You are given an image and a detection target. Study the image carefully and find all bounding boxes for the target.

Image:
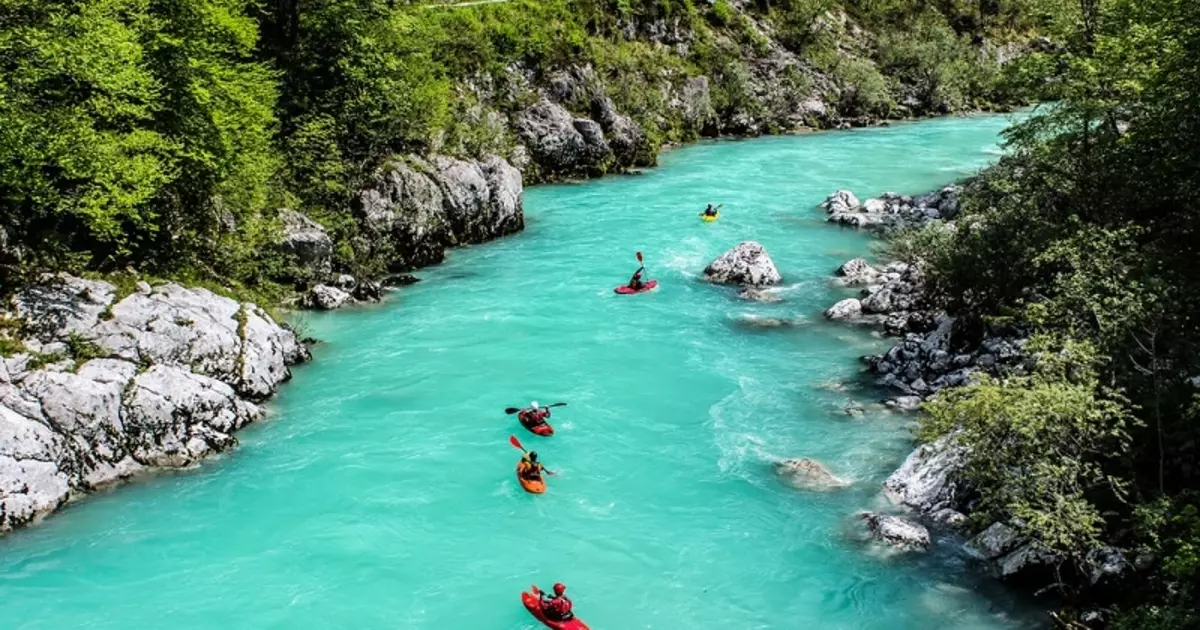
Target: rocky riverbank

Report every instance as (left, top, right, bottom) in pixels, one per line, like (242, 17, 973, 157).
(1, 275, 308, 532)
(816, 184, 1134, 592)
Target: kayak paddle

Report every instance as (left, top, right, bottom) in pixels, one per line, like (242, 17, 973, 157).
(504, 402, 567, 415)
(509, 435, 556, 475)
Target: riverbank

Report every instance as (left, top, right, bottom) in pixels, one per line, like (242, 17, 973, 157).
(815, 179, 1133, 622)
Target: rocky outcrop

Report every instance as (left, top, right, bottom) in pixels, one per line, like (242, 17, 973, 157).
(822, 185, 962, 232)
(703, 241, 782, 287)
(774, 457, 849, 491)
(866, 317, 1028, 398)
(516, 99, 613, 178)
(279, 209, 333, 279)
(1, 274, 308, 532)
(883, 434, 968, 525)
(861, 512, 931, 550)
(354, 154, 524, 272)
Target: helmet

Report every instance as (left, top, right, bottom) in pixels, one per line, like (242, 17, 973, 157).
(528, 451, 538, 462)
(553, 583, 566, 595)
(531, 401, 540, 410)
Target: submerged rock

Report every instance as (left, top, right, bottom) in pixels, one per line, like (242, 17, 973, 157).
(703, 241, 782, 287)
(775, 457, 849, 491)
(1, 274, 308, 532)
(861, 512, 931, 550)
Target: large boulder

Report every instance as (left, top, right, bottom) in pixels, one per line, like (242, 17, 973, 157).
(433, 156, 524, 243)
(775, 457, 849, 491)
(883, 434, 967, 521)
(861, 512, 931, 550)
(820, 190, 861, 215)
(517, 99, 612, 177)
(824, 298, 863, 320)
(279, 209, 332, 279)
(703, 242, 782, 287)
(833, 258, 880, 286)
(302, 284, 351, 311)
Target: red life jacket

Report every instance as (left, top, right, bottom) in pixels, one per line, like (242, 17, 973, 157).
(543, 595, 573, 620)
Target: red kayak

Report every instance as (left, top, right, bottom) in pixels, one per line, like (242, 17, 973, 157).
(518, 410, 554, 436)
(614, 279, 658, 294)
(521, 586, 590, 630)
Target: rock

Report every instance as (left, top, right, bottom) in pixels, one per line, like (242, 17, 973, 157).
(121, 365, 260, 467)
(353, 154, 524, 271)
(820, 190, 861, 215)
(678, 76, 717, 131)
(385, 274, 421, 287)
(14, 274, 116, 342)
(824, 298, 863, 320)
(354, 156, 450, 270)
(351, 281, 383, 303)
(775, 457, 849, 491)
(1, 275, 307, 532)
(594, 97, 649, 168)
(433, 155, 524, 243)
(703, 242, 782, 287)
(996, 542, 1060, 578)
(884, 435, 966, 514)
(834, 258, 879, 286)
(736, 287, 783, 303)
(885, 396, 923, 412)
(517, 99, 611, 177)
(302, 285, 351, 310)
(861, 512, 931, 549)
(968, 522, 1022, 560)
(279, 209, 333, 278)
(1086, 547, 1128, 585)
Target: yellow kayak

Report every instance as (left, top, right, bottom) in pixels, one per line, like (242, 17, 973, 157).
(701, 213, 719, 222)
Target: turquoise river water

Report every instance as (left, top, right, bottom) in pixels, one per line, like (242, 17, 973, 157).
(0, 115, 1040, 629)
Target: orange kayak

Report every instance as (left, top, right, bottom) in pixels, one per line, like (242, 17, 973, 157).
(517, 463, 546, 494)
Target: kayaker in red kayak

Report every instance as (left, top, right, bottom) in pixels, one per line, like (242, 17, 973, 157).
(539, 583, 574, 622)
(627, 265, 646, 291)
(518, 401, 551, 429)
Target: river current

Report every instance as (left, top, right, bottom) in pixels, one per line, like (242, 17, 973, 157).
(0, 115, 1038, 629)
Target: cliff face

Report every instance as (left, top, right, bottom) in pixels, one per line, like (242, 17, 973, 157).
(1, 275, 309, 532)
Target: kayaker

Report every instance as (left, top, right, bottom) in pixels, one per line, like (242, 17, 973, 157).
(519, 401, 550, 427)
(702, 203, 722, 217)
(627, 265, 646, 291)
(518, 451, 552, 481)
(539, 583, 575, 621)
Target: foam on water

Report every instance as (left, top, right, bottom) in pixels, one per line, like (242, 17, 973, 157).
(0, 115, 1040, 629)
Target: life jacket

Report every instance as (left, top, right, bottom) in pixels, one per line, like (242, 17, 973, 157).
(518, 457, 542, 480)
(543, 595, 573, 621)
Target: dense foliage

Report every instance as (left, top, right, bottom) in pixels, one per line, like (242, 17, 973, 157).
(1, 0, 1043, 294)
(898, 0, 1200, 624)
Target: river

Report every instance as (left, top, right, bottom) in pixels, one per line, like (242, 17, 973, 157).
(0, 115, 1038, 629)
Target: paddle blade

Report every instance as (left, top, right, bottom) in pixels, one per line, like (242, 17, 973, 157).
(636, 251, 643, 263)
(547, 402, 567, 408)
(504, 407, 521, 414)
(509, 435, 526, 452)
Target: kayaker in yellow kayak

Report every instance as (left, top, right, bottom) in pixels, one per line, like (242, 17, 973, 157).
(701, 203, 722, 218)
